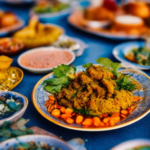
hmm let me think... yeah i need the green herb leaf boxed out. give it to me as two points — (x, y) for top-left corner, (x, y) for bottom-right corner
(74, 108), (90, 116)
(44, 85), (63, 93)
(115, 75), (136, 91)
(71, 92), (77, 99)
(96, 57), (121, 75)
(82, 63), (93, 70)
(0, 129), (11, 137)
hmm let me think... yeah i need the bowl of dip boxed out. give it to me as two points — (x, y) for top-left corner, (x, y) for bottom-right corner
(17, 47), (75, 74)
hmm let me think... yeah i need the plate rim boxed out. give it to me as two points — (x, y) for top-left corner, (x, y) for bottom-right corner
(32, 66), (150, 131)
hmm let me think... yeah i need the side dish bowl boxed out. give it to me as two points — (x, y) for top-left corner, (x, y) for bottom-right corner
(32, 65), (150, 131)
(0, 91), (28, 126)
(0, 134), (73, 150)
(18, 46), (75, 74)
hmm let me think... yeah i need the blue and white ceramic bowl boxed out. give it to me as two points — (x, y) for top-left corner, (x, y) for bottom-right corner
(0, 91), (28, 126)
(32, 66), (150, 131)
(0, 134), (73, 150)
(112, 41), (150, 70)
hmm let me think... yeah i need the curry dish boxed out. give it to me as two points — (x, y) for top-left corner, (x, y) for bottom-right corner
(55, 65), (134, 116)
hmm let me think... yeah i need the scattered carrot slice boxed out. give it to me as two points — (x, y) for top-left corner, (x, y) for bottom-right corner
(76, 115), (84, 124)
(121, 110), (128, 115)
(66, 118), (74, 124)
(93, 117), (101, 127)
(82, 118), (93, 126)
(51, 109), (60, 118)
(60, 106), (65, 113)
(103, 117), (110, 124)
(65, 108), (73, 115)
(49, 95), (56, 101)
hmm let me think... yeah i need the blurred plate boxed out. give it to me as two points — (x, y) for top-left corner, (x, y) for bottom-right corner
(53, 35), (88, 57)
(30, 1), (78, 20)
(0, 17), (25, 37)
(111, 139), (150, 150)
(0, 134), (73, 150)
(68, 11), (144, 40)
(32, 66), (150, 131)
(113, 41), (150, 70)
(2, 0), (35, 4)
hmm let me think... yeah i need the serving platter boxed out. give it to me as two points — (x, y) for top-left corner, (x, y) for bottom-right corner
(113, 41), (150, 70)
(32, 65), (150, 131)
(0, 17), (25, 37)
(68, 11), (144, 41)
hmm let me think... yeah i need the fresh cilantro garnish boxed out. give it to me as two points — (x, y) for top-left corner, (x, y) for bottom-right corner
(42, 64), (76, 93)
(74, 108), (90, 116)
(96, 57), (121, 76)
(115, 75), (136, 91)
(82, 63), (93, 70)
(71, 92), (77, 99)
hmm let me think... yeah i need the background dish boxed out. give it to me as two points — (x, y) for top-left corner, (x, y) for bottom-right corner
(32, 66), (150, 131)
(0, 17), (25, 37)
(111, 139), (150, 150)
(112, 41), (150, 70)
(0, 134), (73, 150)
(0, 91), (28, 125)
(68, 11), (144, 40)
(18, 47), (76, 74)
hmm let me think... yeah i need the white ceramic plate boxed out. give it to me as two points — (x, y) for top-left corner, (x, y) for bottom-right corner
(18, 47), (76, 74)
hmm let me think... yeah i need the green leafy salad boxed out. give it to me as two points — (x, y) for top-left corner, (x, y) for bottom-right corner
(125, 47), (150, 66)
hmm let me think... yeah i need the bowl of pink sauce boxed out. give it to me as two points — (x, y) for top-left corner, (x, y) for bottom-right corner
(18, 47), (75, 73)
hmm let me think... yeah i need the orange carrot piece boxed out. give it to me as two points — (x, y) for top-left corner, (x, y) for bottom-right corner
(48, 104), (55, 113)
(110, 118), (116, 126)
(103, 117), (110, 124)
(60, 106), (65, 113)
(48, 95), (56, 101)
(103, 113), (108, 118)
(66, 118), (74, 124)
(99, 114), (103, 119)
(133, 96), (142, 102)
(111, 113), (120, 117)
(99, 121), (105, 127)
(121, 114), (127, 119)
(93, 117), (101, 127)
(128, 105), (137, 114)
(65, 108), (73, 115)
(121, 110), (128, 115)
(51, 109), (60, 118)
(45, 100), (51, 107)
(61, 114), (72, 120)
(82, 118), (93, 126)
(76, 115), (84, 124)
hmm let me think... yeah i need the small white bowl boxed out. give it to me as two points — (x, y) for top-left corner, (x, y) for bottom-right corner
(18, 46), (76, 74)
(0, 91), (28, 126)
(111, 139), (150, 150)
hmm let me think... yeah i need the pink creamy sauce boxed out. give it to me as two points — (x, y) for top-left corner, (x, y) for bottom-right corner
(20, 50), (73, 69)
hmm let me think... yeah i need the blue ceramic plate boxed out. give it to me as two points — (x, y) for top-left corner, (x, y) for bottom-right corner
(112, 41), (150, 70)
(0, 17), (25, 37)
(32, 65), (150, 131)
(0, 91), (28, 125)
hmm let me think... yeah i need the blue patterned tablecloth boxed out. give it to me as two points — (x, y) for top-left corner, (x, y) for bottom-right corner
(0, 2), (150, 150)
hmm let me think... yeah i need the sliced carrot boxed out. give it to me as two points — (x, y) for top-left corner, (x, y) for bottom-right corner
(121, 110), (128, 115)
(51, 109), (60, 118)
(103, 113), (108, 118)
(99, 114), (103, 119)
(48, 95), (56, 101)
(60, 106), (65, 113)
(65, 108), (73, 115)
(121, 114), (127, 119)
(45, 100), (51, 107)
(113, 116), (121, 123)
(93, 117), (101, 127)
(82, 118), (93, 126)
(133, 96), (142, 102)
(76, 115), (84, 124)
(103, 117), (110, 124)
(66, 118), (74, 124)
(105, 122), (110, 126)
(99, 121), (105, 127)
(110, 118), (116, 126)
(111, 113), (120, 117)
(128, 105), (137, 114)
(48, 104), (55, 113)
(61, 114), (72, 120)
